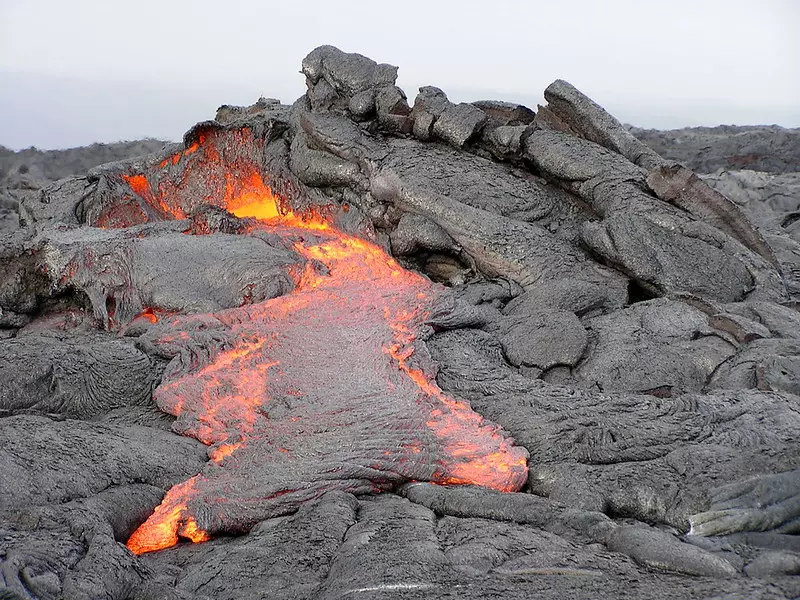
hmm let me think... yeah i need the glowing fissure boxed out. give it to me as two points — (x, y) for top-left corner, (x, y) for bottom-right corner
(123, 137), (528, 556)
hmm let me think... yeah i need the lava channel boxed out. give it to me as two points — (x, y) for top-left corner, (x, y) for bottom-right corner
(125, 170), (528, 555)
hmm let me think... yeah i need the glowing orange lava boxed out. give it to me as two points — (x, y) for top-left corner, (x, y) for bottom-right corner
(134, 307), (159, 324)
(122, 173), (187, 220)
(124, 143), (528, 555)
(126, 476), (210, 555)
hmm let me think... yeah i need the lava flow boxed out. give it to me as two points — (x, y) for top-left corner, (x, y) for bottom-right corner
(123, 148), (528, 555)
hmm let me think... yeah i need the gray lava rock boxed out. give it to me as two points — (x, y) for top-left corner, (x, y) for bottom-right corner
(427, 327), (800, 534)
(503, 274), (627, 317)
(481, 124), (528, 160)
(0, 332), (160, 419)
(574, 298), (736, 395)
(605, 524), (739, 578)
(410, 86), (451, 141)
(497, 309), (588, 370)
(471, 100), (535, 127)
(542, 79), (665, 171)
(690, 470), (800, 537)
(709, 338), (800, 395)
(409, 86), (488, 147)
(301, 45), (398, 117)
(525, 127), (782, 302)
(374, 85), (412, 134)
(1, 224), (301, 329)
(167, 492), (359, 600)
(723, 301), (800, 338)
(390, 212), (457, 256)
(744, 551), (800, 578)
(432, 102), (487, 148)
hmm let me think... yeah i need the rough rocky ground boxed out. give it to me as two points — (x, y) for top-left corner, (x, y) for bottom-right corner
(631, 125), (800, 174)
(0, 140), (167, 235)
(1, 46), (799, 600)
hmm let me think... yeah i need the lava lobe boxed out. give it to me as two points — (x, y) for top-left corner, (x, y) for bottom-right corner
(119, 131), (528, 554)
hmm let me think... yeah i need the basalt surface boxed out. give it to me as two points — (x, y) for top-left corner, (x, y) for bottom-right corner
(1, 46), (799, 600)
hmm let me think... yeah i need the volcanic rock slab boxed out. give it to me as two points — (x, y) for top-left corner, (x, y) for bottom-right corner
(1, 45), (800, 600)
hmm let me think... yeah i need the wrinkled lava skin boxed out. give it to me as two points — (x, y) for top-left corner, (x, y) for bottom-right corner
(118, 130), (528, 554)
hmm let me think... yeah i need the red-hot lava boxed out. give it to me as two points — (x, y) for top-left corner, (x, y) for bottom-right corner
(123, 134), (528, 555)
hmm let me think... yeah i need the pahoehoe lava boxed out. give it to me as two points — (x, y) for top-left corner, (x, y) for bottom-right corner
(123, 169), (528, 553)
(2, 44), (800, 600)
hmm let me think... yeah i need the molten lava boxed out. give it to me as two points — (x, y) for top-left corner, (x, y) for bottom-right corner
(123, 135), (528, 556)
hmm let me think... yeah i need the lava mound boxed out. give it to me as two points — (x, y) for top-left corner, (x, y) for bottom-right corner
(2, 46), (800, 600)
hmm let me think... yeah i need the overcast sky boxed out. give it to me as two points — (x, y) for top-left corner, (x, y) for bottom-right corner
(1, 0), (798, 149)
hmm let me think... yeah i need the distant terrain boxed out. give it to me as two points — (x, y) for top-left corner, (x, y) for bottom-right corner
(0, 139), (168, 186)
(630, 125), (800, 174)
(0, 139), (168, 231)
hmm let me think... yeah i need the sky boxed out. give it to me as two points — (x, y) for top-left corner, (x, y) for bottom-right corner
(1, 0), (798, 150)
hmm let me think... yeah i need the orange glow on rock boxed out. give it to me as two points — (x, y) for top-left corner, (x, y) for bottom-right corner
(209, 442), (240, 463)
(226, 177), (330, 232)
(122, 174), (149, 198)
(134, 307), (159, 324)
(225, 172), (281, 221)
(124, 138), (528, 555)
(122, 173), (187, 220)
(127, 476), (210, 555)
